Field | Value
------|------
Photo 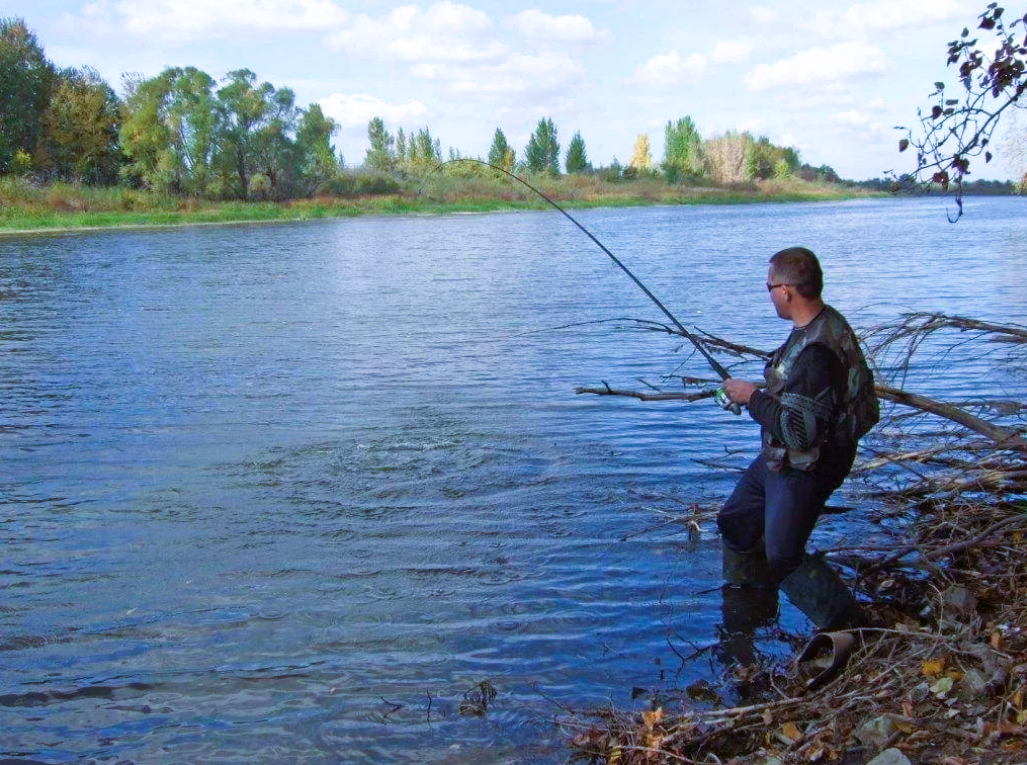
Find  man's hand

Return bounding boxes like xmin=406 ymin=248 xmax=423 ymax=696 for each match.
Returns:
xmin=722 ymin=379 xmax=757 ymax=406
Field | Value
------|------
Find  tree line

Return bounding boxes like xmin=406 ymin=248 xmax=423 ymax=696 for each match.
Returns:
xmin=3 ymin=15 xmax=833 ymax=202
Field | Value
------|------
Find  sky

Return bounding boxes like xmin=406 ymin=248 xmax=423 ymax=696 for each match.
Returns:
xmin=7 ymin=0 xmax=1018 ymax=181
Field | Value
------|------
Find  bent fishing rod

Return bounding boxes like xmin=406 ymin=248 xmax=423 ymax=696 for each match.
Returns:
xmin=427 ymin=159 xmax=740 ymax=414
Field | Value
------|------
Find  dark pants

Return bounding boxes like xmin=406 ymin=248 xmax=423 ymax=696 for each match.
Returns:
xmin=717 ymin=455 xmax=847 ymax=583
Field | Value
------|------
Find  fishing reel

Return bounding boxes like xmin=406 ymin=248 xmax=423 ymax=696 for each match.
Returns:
xmin=713 ymin=386 xmax=742 ymax=416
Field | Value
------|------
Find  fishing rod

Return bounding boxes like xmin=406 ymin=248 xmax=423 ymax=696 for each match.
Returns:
xmin=427 ymin=158 xmax=741 ymax=414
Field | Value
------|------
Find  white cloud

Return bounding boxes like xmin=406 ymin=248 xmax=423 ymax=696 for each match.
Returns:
xmin=505 ymin=10 xmax=612 ymax=43
xmin=631 ymin=50 xmax=708 ymax=87
xmin=831 ymin=109 xmax=885 ymax=134
xmin=745 ymin=41 xmax=890 ymax=91
xmin=329 ymin=2 xmax=498 ymax=61
xmin=411 ymin=51 xmax=586 ymax=96
xmin=712 ymin=40 xmax=753 ymax=64
xmin=809 ymin=0 xmax=965 ymax=37
xmin=319 ymin=93 xmax=428 ymax=130
xmin=750 ymin=6 xmax=780 ymax=24
xmin=83 ymin=0 xmax=349 ymax=37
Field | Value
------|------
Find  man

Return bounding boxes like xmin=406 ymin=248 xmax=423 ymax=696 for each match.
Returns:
xmin=716 ymin=246 xmax=878 ymax=631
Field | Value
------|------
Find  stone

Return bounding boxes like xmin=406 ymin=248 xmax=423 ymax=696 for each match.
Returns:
xmin=866 ymin=748 xmax=912 ymax=765
xmin=943 ymin=585 xmax=977 ymax=616
xmin=855 ymin=715 xmax=898 ymax=748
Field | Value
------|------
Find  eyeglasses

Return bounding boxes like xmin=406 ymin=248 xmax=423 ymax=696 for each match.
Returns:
xmin=766 ymin=282 xmax=790 ymax=293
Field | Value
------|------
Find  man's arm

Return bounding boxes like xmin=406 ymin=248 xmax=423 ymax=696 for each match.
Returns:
xmin=748 ymin=344 xmax=844 ymax=451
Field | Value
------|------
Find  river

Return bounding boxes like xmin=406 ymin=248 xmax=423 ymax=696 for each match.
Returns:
xmin=2 ymin=196 xmax=1026 ymax=764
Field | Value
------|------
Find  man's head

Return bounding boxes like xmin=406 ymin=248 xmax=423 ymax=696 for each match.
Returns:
xmin=766 ymin=246 xmax=824 ymax=324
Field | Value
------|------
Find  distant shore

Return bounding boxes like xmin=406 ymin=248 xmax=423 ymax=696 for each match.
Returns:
xmin=0 ymin=175 xmax=891 ymax=235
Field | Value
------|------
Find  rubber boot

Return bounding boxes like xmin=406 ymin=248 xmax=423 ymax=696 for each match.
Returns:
xmin=722 ymin=540 xmax=775 ymax=590
xmin=779 ymin=554 xmax=865 ymax=631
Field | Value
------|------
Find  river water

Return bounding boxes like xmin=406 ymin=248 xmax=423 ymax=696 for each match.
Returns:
xmin=2 ymin=197 xmax=1026 ymax=764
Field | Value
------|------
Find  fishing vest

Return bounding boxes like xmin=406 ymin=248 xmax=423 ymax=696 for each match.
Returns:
xmin=761 ymin=305 xmax=879 ymax=472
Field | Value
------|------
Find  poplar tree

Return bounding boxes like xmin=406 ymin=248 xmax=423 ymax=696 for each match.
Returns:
xmin=487 ymin=128 xmax=514 ymax=171
xmin=663 ymin=116 xmax=706 ymax=182
xmin=628 ymin=134 xmax=652 ymax=172
xmin=565 ymin=131 xmax=590 ymax=174
xmin=365 ymin=117 xmax=394 ymax=172
xmin=525 ymin=117 xmax=559 ymax=175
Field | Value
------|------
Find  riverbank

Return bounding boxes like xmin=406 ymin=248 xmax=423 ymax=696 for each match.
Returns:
xmin=0 ymin=174 xmax=882 ymax=234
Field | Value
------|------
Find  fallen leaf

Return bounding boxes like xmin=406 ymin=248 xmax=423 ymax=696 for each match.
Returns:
xmin=781 ymin=722 xmax=804 ymax=742
xmin=763 ymin=708 xmax=773 ymax=726
xmin=641 ymin=708 xmax=663 ymax=729
xmin=902 ymin=699 xmax=914 ymax=717
xmin=931 ymin=676 xmax=955 ymax=696
xmin=992 ymin=630 xmax=1004 ymax=649
xmin=923 ymin=658 xmax=946 ymax=676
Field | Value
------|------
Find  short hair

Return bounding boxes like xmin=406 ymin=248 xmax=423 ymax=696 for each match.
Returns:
xmin=768 ymin=246 xmax=823 ymax=299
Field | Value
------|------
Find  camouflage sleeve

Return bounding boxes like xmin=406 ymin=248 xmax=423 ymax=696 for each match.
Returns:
xmin=749 ymin=344 xmax=844 ymax=451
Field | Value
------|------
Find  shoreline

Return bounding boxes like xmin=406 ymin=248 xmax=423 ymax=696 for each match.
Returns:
xmin=0 ymin=187 xmax=888 ymax=237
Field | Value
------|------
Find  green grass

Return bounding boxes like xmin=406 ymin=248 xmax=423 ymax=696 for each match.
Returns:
xmin=0 ymin=174 xmax=882 ymax=234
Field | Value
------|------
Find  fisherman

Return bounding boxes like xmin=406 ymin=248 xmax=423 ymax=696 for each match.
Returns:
xmin=716 ymin=246 xmax=879 ymax=631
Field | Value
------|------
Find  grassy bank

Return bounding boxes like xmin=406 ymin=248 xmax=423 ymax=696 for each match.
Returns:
xmin=0 ymin=174 xmax=881 ymax=234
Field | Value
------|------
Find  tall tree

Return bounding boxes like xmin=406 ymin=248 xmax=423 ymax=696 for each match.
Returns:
xmin=296 ymin=103 xmax=341 ymax=191
xmin=705 ymin=131 xmax=752 ymax=184
xmin=0 ymin=17 xmax=56 ymax=174
xmin=251 ymin=85 xmax=300 ymax=198
xmin=216 ymin=69 xmax=275 ymax=198
xmin=120 ymin=66 xmax=219 ymax=195
xmin=524 ymin=117 xmax=559 ymax=175
xmin=628 ymin=134 xmax=653 ymax=171
xmin=487 ymin=127 xmax=514 ymax=171
xmin=365 ymin=117 xmax=394 ymax=172
xmin=395 ymin=127 xmax=407 ymax=169
xmin=407 ymin=126 xmax=441 ymax=172
xmin=565 ymin=130 xmax=590 ymax=174
xmin=663 ymin=116 xmax=706 ymax=182
xmin=41 ymin=66 xmax=122 ymax=185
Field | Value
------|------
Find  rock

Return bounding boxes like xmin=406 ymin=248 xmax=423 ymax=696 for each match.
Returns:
xmin=855 ymin=715 xmax=898 ymax=748
xmin=943 ymin=585 xmax=977 ymax=616
xmin=866 ymin=748 xmax=912 ymax=765
xmin=963 ymin=667 xmax=988 ymax=696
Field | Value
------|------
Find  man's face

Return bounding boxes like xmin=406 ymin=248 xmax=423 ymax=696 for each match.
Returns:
xmin=766 ymin=266 xmax=791 ymax=320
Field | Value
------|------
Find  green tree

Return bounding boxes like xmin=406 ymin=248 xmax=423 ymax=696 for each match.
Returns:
xmin=295 ymin=103 xmax=341 ymax=191
xmin=565 ymin=131 xmax=590 ymax=174
xmin=487 ymin=127 xmax=514 ymax=171
xmin=41 ymin=66 xmax=122 ymax=184
xmin=663 ymin=116 xmax=705 ymax=182
xmin=120 ymin=66 xmax=219 ymax=195
xmin=0 ymin=17 xmax=56 ymax=174
xmin=407 ymin=126 xmax=441 ymax=172
xmin=744 ymin=135 xmax=776 ymax=180
xmin=216 ymin=69 xmax=276 ymax=199
xmin=524 ymin=117 xmax=559 ymax=175
xmin=365 ymin=117 xmax=394 ymax=172
xmin=250 ymin=86 xmax=300 ymax=198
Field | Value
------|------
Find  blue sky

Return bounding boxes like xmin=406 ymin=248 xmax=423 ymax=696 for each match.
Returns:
xmin=8 ymin=0 xmax=1014 ymax=181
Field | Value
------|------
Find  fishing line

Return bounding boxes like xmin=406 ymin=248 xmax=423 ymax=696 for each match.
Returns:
xmin=425 ymin=159 xmax=740 ymax=412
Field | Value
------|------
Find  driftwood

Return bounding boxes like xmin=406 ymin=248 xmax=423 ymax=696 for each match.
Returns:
xmin=577 ymin=311 xmax=1027 ymax=498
